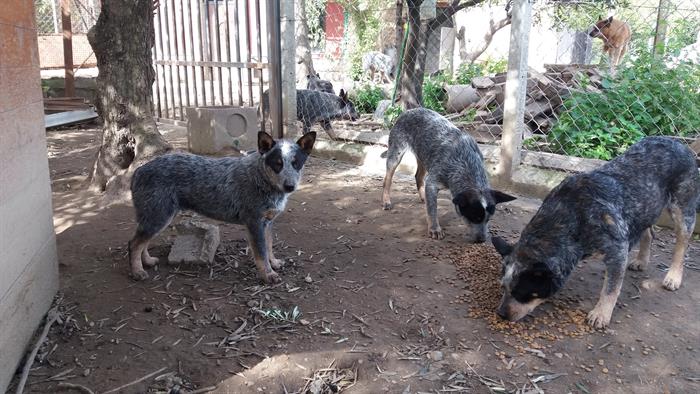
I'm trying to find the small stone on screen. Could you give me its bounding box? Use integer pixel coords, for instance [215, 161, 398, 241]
[642, 350, 649, 355]
[602, 368, 609, 374]
[304, 274, 313, 283]
[598, 359, 605, 366]
[554, 353, 563, 358]
[430, 351, 444, 361]
[616, 378, 622, 384]
[247, 300, 257, 308]
[83, 369, 91, 377]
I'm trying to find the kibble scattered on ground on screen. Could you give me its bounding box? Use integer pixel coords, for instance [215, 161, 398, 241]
[430, 243, 595, 349]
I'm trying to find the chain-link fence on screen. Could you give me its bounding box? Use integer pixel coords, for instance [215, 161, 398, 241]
[290, 0, 698, 169]
[35, 0, 100, 69]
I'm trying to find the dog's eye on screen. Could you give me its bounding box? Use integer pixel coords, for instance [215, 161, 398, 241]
[277, 159, 283, 167]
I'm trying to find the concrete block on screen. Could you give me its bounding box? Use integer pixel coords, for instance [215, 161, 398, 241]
[168, 220, 220, 265]
[186, 106, 259, 154]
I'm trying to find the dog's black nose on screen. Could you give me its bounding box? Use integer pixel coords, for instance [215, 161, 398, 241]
[473, 234, 486, 244]
[496, 305, 509, 320]
[283, 183, 295, 192]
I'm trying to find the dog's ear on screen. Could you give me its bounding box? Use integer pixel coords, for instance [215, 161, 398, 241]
[491, 189, 517, 204]
[258, 131, 276, 154]
[296, 132, 316, 154]
[316, 73, 321, 78]
[339, 89, 348, 101]
[492, 236, 514, 257]
[306, 74, 311, 79]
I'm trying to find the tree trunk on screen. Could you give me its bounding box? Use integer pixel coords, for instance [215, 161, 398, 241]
[295, 0, 316, 81]
[399, 0, 424, 109]
[87, 0, 170, 198]
[395, 0, 404, 51]
[458, 15, 511, 63]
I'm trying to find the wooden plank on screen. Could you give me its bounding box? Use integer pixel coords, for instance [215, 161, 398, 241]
[44, 109, 98, 128]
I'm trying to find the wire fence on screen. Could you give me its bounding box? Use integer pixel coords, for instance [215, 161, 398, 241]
[35, 0, 100, 69]
[291, 0, 699, 166]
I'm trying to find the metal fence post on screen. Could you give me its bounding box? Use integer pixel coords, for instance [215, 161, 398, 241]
[267, 0, 283, 138]
[280, 0, 298, 136]
[496, 0, 531, 182]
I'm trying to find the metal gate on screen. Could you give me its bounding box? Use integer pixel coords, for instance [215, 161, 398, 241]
[152, 0, 271, 129]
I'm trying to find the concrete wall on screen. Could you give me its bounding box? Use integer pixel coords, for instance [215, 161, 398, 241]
[0, 1, 60, 390]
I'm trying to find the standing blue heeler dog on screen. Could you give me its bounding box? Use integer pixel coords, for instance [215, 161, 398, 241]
[261, 89, 359, 139]
[492, 137, 699, 329]
[128, 132, 316, 284]
[382, 108, 516, 242]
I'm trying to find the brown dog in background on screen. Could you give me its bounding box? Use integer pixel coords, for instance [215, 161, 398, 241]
[589, 16, 631, 75]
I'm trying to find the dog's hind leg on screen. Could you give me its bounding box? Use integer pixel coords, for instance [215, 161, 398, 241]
[265, 222, 284, 270]
[415, 160, 427, 202]
[423, 175, 445, 240]
[382, 141, 407, 210]
[129, 197, 177, 280]
[588, 249, 628, 329]
[663, 204, 695, 290]
[629, 227, 652, 271]
[246, 222, 280, 284]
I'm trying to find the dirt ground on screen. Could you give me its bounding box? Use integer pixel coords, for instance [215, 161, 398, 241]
[9, 124, 700, 394]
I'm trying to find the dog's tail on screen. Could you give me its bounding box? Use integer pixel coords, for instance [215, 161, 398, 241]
[380, 150, 388, 159]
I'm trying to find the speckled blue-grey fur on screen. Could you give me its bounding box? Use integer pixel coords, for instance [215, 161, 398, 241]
[493, 136, 699, 328]
[362, 51, 395, 83]
[382, 108, 515, 242]
[260, 89, 359, 135]
[129, 132, 316, 284]
[306, 73, 335, 94]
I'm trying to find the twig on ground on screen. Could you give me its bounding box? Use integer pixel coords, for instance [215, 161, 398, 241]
[15, 307, 61, 394]
[56, 382, 95, 394]
[102, 367, 167, 394]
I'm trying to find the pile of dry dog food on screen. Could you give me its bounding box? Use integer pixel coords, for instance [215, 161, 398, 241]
[448, 243, 594, 346]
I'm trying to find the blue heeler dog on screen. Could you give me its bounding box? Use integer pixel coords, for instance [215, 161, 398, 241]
[382, 108, 516, 242]
[261, 89, 359, 139]
[492, 137, 699, 329]
[362, 51, 395, 83]
[128, 132, 317, 284]
[306, 73, 335, 94]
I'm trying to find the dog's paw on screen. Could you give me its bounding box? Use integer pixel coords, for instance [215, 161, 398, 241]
[587, 308, 612, 329]
[143, 256, 159, 267]
[270, 258, 285, 270]
[131, 269, 150, 281]
[662, 272, 682, 291]
[383, 202, 393, 210]
[627, 259, 647, 271]
[263, 270, 282, 284]
[429, 227, 445, 240]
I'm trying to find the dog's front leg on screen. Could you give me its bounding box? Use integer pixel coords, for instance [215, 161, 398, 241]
[246, 222, 281, 284]
[587, 250, 628, 329]
[424, 177, 444, 239]
[265, 222, 285, 270]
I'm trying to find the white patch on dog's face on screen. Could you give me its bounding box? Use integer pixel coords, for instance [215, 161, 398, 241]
[502, 263, 516, 287]
[263, 141, 309, 193]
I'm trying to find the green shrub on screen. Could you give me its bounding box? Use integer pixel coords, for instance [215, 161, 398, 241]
[454, 58, 508, 85]
[543, 51, 700, 160]
[383, 104, 404, 129]
[422, 75, 448, 114]
[352, 84, 385, 113]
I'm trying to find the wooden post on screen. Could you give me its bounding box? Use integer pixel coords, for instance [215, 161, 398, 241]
[267, 0, 283, 138]
[652, 0, 671, 57]
[279, 0, 298, 136]
[496, 0, 531, 182]
[61, 0, 75, 97]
